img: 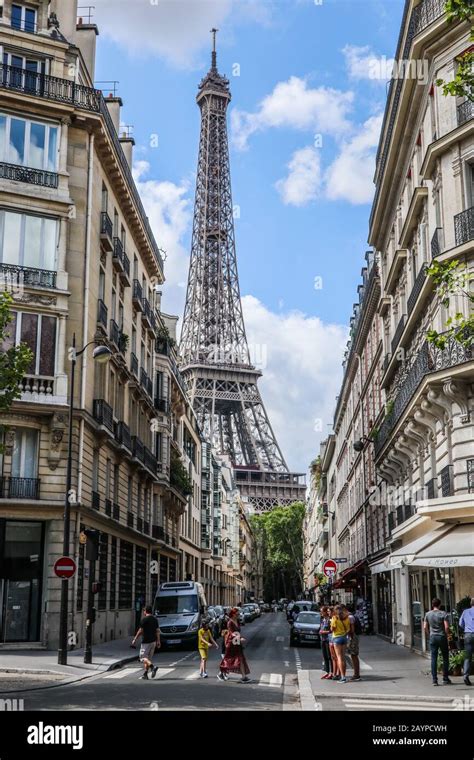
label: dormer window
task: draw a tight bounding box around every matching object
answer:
[11,4,37,33]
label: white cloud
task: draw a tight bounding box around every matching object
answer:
[242,296,347,472]
[325,114,383,205]
[133,161,192,318]
[231,76,354,150]
[275,146,321,207]
[91,0,270,68]
[342,44,394,84]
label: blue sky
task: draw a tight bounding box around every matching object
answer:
[92,0,405,472]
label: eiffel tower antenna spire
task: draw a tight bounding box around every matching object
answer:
[180,41,306,511]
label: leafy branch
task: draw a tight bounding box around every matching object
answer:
[426,260,474,349]
[436,1,474,100]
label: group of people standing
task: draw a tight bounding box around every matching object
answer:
[199,607,251,683]
[319,604,361,684]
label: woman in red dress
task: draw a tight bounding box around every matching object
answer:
[217,607,251,683]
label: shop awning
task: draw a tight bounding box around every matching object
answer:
[340,559,367,579]
[383,524,474,569]
[369,558,391,575]
[410,523,474,568]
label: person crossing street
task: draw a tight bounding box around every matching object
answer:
[131,605,161,681]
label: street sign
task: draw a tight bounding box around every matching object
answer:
[323,559,337,577]
[334,557,348,563]
[54,557,76,579]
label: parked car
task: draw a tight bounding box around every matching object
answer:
[213,605,225,631]
[249,603,261,618]
[242,604,257,621]
[206,606,221,639]
[290,611,321,647]
[241,606,255,623]
[264,603,272,612]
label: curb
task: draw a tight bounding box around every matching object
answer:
[309,689,466,703]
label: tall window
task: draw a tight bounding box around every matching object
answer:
[2,312,56,377]
[0,114,58,171]
[11,4,37,32]
[11,428,38,478]
[101,183,108,213]
[0,210,57,271]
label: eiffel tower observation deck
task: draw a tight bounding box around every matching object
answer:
[179,31,306,512]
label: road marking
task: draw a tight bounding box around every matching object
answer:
[153,668,174,680]
[275,636,284,642]
[284,661,290,667]
[294,648,302,671]
[283,673,300,711]
[297,669,320,711]
[185,672,201,680]
[104,668,141,679]
[343,698,451,711]
[259,673,283,688]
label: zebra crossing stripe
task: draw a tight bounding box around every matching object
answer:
[104,668,142,679]
[343,698,451,711]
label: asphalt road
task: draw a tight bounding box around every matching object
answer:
[3,613,324,711]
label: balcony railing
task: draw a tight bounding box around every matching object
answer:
[0,161,58,188]
[19,375,54,395]
[388,512,395,534]
[100,211,113,250]
[431,227,444,259]
[112,237,124,271]
[93,399,114,432]
[144,446,158,475]
[142,297,152,328]
[440,464,454,497]
[144,520,150,535]
[92,491,100,510]
[105,498,112,516]
[457,99,474,127]
[0,476,40,500]
[109,319,120,348]
[97,299,108,329]
[127,512,134,528]
[152,525,165,541]
[131,436,145,463]
[375,337,472,455]
[154,397,168,414]
[407,265,427,316]
[391,314,406,355]
[155,337,171,356]
[426,477,437,500]
[0,263,56,289]
[121,252,130,284]
[132,279,143,310]
[130,352,139,377]
[113,503,120,521]
[137,517,143,533]
[115,421,131,451]
[140,368,153,398]
[454,206,474,247]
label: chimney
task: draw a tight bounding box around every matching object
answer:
[104,97,123,134]
[75,22,99,80]
[119,134,135,168]
[49,0,79,43]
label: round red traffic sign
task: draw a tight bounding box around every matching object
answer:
[54,556,76,579]
[323,559,337,578]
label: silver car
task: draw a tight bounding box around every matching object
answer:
[290,611,321,647]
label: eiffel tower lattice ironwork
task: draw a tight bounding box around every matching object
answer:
[180,32,306,511]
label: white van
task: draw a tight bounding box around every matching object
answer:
[153,581,207,647]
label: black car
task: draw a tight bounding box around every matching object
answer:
[290,611,321,647]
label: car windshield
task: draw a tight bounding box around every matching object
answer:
[155,595,198,614]
[296,613,321,624]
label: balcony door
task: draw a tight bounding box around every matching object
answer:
[10,428,39,497]
[2,52,46,94]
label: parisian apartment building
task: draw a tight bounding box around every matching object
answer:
[0,0,254,650]
[305,0,474,654]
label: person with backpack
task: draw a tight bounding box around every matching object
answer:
[344,604,361,682]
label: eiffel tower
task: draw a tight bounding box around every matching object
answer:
[180,31,306,511]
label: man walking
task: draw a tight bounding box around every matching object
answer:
[459,597,474,686]
[131,605,161,680]
[424,598,451,686]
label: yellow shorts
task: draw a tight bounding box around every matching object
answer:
[199,649,208,660]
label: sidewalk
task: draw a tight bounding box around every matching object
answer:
[308,635,472,703]
[0,638,138,685]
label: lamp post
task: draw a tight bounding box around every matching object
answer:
[57,335,112,666]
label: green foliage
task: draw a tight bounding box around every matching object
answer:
[252,502,306,598]
[436,1,474,100]
[385,400,394,417]
[456,596,472,618]
[0,291,33,414]
[170,451,193,496]
[426,260,474,349]
[119,332,129,353]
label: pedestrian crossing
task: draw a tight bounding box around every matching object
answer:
[103,666,286,689]
[342,697,452,711]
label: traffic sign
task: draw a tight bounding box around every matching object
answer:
[323,559,337,577]
[54,556,76,579]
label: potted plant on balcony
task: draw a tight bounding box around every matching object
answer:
[119,332,129,354]
[170,451,193,497]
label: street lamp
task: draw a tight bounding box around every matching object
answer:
[57,335,112,666]
[353,435,375,453]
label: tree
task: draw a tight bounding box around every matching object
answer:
[0,291,32,415]
[436,1,474,100]
[426,259,474,349]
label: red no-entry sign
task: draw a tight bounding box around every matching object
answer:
[323,559,337,578]
[54,556,76,579]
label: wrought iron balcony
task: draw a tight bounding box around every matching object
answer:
[105,499,112,516]
[100,211,113,251]
[426,477,437,499]
[407,265,427,316]
[155,337,171,356]
[93,399,114,432]
[375,337,472,455]
[0,476,40,500]
[388,512,395,534]
[132,279,143,311]
[112,237,124,272]
[440,464,454,497]
[140,367,153,398]
[454,206,474,247]
[152,525,165,541]
[391,314,406,356]
[19,375,54,395]
[0,161,58,188]
[127,512,134,528]
[154,397,168,414]
[130,352,139,377]
[0,263,56,289]
[131,436,145,463]
[115,420,131,451]
[92,491,100,510]
[97,299,108,329]
[382,353,391,375]
[431,227,443,259]
[120,252,131,286]
[109,319,121,349]
[137,517,143,533]
[144,520,150,535]
[142,297,152,329]
[457,99,474,126]
[113,503,120,521]
[144,446,158,475]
